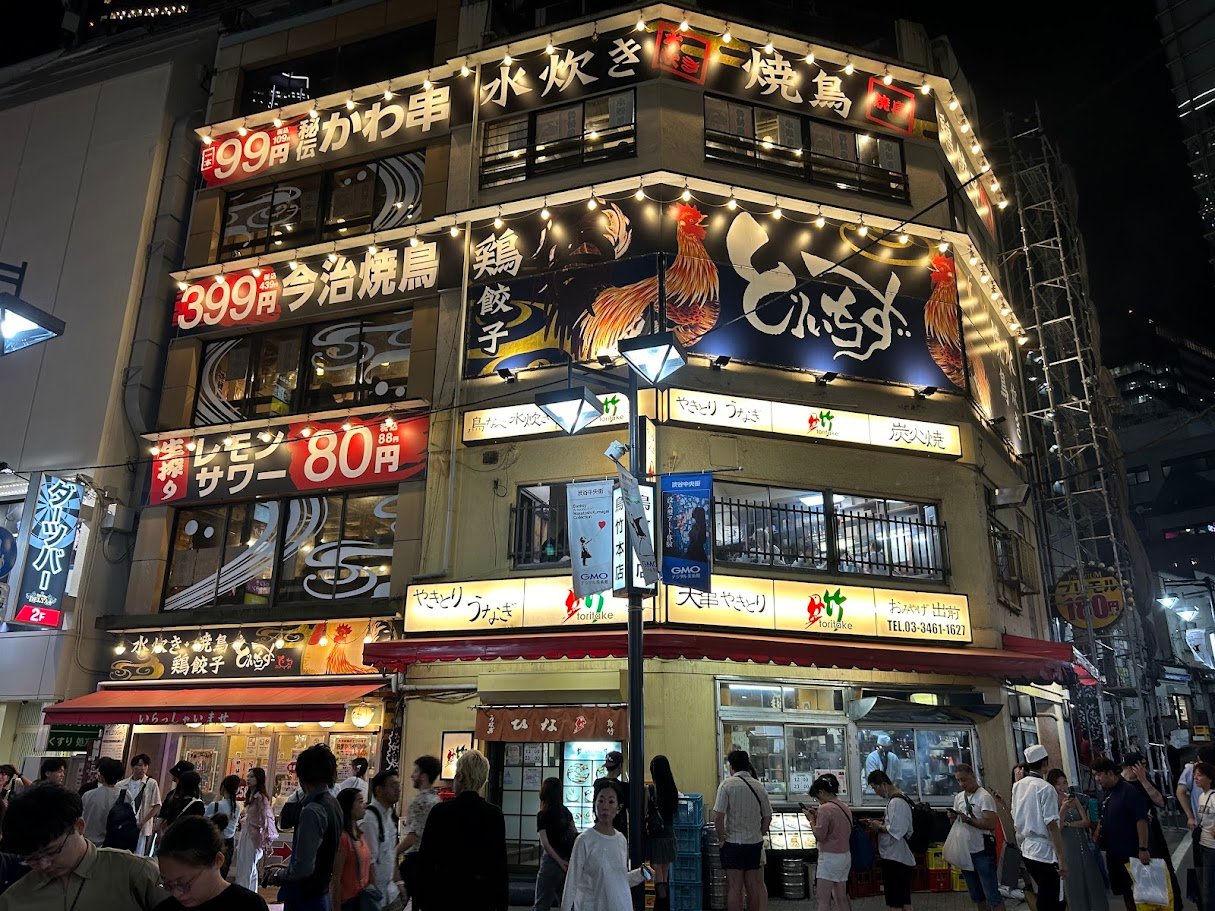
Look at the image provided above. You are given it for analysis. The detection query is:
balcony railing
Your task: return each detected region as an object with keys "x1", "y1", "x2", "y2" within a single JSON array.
[
  {"x1": 481, "y1": 121, "x2": 637, "y2": 189},
  {"x1": 705, "y1": 129, "x2": 910, "y2": 202},
  {"x1": 511, "y1": 492, "x2": 948, "y2": 581}
]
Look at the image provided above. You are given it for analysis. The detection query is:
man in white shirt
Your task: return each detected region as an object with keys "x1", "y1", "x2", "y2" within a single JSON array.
[
  {"x1": 1010, "y1": 744, "x2": 1067, "y2": 911},
  {"x1": 713, "y1": 749, "x2": 772, "y2": 911},
  {"x1": 949, "y1": 763, "x2": 1004, "y2": 911},
  {"x1": 863, "y1": 770, "x2": 915, "y2": 911},
  {"x1": 361, "y1": 768, "x2": 403, "y2": 911},
  {"x1": 116, "y1": 754, "x2": 161, "y2": 856},
  {"x1": 335, "y1": 757, "x2": 370, "y2": 803},
  {"x1": 400, "y1": 754, "x2": 441, "y2": 907},
  {"x1": 865, "y1": 734, "x2": 899, "y2": 780},
  {"x1": 80, "y1": 758, "x2": 124, "y2": 845}
]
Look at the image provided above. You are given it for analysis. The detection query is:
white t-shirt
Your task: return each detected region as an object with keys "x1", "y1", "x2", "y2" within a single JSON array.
[
  {"x1": 336, "y1": 776, "x2": 369, "y2": 803},
  {"x1": 1198, "y1": 790, "x2": 1215, "y2": 850},
  {"x1": 1011, "y1": 775, "x2": 1059, "y2": 863},
  {"x1": 879, "y1": 795, "x2": 915, "y2": 866},
  {"x1": 953, "y1": 787, "x2": 997, "y2": 854},
  {"x1": 560, "y1": 827, "x2": 635, "y2": 911}
]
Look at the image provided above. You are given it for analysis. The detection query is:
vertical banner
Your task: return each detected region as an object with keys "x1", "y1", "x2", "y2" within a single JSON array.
[
  {"x1": 566, "y1": 481, "x2": 615, "y2": 598},
  {"x1": 614, "y1": 466, "x2": 659, "y2": 586},
  {"x1": 11, "y1": 475, "x2": 83, "y2": 629},
  {"x1": 661, "y1": 473, "x2": 713, "y2": 592},
  {"x1": 1186, "y1": 628, "x2": 1215, "y2": 669}
]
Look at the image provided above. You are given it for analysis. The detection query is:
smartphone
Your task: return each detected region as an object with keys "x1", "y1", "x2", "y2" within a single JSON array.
[
  {"x1": 798, "y1": 802, "x2": 810, "y2": 811},
  {"x1": 641, "y1": 864, "x2": 653, "y2": 882}
]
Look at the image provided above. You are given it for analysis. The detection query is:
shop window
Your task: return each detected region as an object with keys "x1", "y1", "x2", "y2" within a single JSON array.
[
  {"x1": 303, "y1": 311, "x2": 414, "y2": 413},
  {"x1": 713, "y1": 482, "x2": 947, "y2": 581},
  {"x1": 163, "y1": 491, "x2": 395, "y2": 612},
  {"x1": 480, "y1": 90, "x2": 637, "y2": 188},
  {"x1": 321, "y1": 154, "x2": 425, "y2": 240},
  {"x1": 194, "y1": 312, "x2": 412, "y2": 425},
  {"x1": 511, "y1": 484, "x2": 572, "y2": 567},
  {"x1": 718, "y1": 682, "x2": 844, "y2": 713},
  {"x1": 220, "y1": 175, "x2": 323, "y2": 262},
  {"x1": 990, "y1": 519, "x2": 1031, "y2": 612},
  {"x1": 489, "y1": 742, "x2": 561, "y2": 867},
  {"x1": 857, "y1": 727, "x2": 973, "y2": 800},
  {"x1": 1172, "y1": 693, "x2": 1193, "y2": 727},
  {"x1": 705, "y1": 95, "x2": 909, "y2": 202}
]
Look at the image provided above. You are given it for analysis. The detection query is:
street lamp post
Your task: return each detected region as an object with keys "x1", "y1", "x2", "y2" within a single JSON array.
[
  {"x1": 0, "y1": 261, "x2": 65, "y2": 356},
  {"x1": 535, "y1": 329, "x2": 686, "y2": 868}
]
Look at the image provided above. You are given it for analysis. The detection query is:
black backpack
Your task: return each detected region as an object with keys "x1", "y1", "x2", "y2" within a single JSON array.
[
  {"x1": 279, "y1": 789, "x2": 304, "y2": 829},
  {"x1": 895, "y1": 793, "x2": 936, "y2": 854},
  {"x1": 104, "y1": 785, "x2": 144, "y2": 851}
]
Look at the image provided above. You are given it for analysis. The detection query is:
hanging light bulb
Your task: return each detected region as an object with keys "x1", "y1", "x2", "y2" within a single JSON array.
[
  {"x1": 449, "y1": 225, "x2": 460, "y2": 237},
  {"x1": 383, "y1": 89, "x2": 393, "y2": 101},
  {"x1": 920, "y1": 82, "x2": 931, "y2": 95},
  {"x1": 679, "y1": 18, "x2": 689, "y2": 31},
  {"x1": 409, "y1": 235, "x2": 420, "y2": 247},
  {"x1": 635, "y1": 187, "x2": 645, "y2": 200},
  {"x1": 844, "y1": 59, "x2": 854, "y2": 76},
  {"x1": 341, "y1": 421, "x2": 353, "y2": 432},
  {"x1": 721, "y1": 27, "x2": 731, "y2": 43},
  {"x1": 201, "y1": 132, "x2": 213, "y2": 145},
  {"x1": 345, "y1": 97, "x2": 356, "y2": 110},
  {"x1": 771, "y1": 206, "x2": 782, "y2": 220},
  {"x1": 680, "y1": 187, "x2": 692, "y2": 201},
  {"x1": 540, "y1": 206, "x2": 551, "y2": 220},
  {"x1": 503, "y1": 52, "x2": 512, "y2": 66},
  {"x1": 288, "y1": 260, "x2": 299, "y2": 270},
  {"x1": 857, "y1": 223, "x2": 869, "y2": 237},
  {"x1": 191, "y1": 637, "x2": 205, "y2": 652},
  {"x1": 959, "y1": 121, "x2": 971, "y2": 134},
  {"x1": 764, "y1": 36, "x2": 774, "y2": 53},
  {"x1": 948, "y1": 96, "x2": 959, "y2": 111},
  {"x1": 998, "y1": 199, "x2": 1010, "y2": 210},
  {"x1": 186, "y1": 441, "x2": 197, "y2": 452},
  {"x1": 327, "y1": 251, "x2": 338, "y2": 263},
  {"x1": 237, "y1": 124, "x2": 248, "y2": 137},
  {"x1": 636, "y1": 15, "x2": 646, "y2": 31},
  {"x1": 726, "y1": 195, "x2": 737, "y2": 210},
  {"x1": 319, "y1": 633, "x2": 329, "y2": 646},
  {"x1": 897, "y1": 232, "x2": 909, "y2": 244},
  {"x1": 587, "y1": 196, "x2": 598, "y2": 210},
  {"x1": 300, "y1": 425, "x2": 312, "y2": 438},
  {"x1": 968, "y1": 252, "x2": 979, "y2": 266},
  {"x1": 805, "y1": 51, "x2": 815, "y2": 64},
  {"x1": 309, "y1": 105, "x2": 318, "y2": 119},
  {"x1": 460, "y1": 64, "x2": 471, "y2": 77},
  {"x1": 422, "y1": 77, "x2": 432, "y2": 90},
  {"x1": 815, "y1": 214, "x2": 826, "y2": 228},
  {"x1": 493, "y1": 214, "x2": 504, "y2": 229},
  {"x1": 545, "y1": 39, "x2": 555, "y2": 54},
  {"x1": 882, "y1": 70, "x2": 893, "y2": 86},
  {"x1": 938, "y1": 239, "x2": 950, "y2": 252},
  {"x1": 114, "y1": 641, "x2": 127, "y2": 655},
  {"x1": 274, "y1": 634, "x2": 285, "y2": 649},
  {"x1": 149, "y1": 444, "x2": 160, "y2": 456}
]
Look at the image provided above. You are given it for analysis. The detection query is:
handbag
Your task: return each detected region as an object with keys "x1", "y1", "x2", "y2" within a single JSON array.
[
  {"x1": 1128, "y1": 858, "x2": 1170, "y2": 909},
  {"x1": 943, "y1": 819, "x2": 974, "y2": 871},
  {"x1": 644, "y1": 784, "x2": 665, "y2": 838},
  {"x1": 997, "y1": 840, "x2": 1023, "y2": 889}
]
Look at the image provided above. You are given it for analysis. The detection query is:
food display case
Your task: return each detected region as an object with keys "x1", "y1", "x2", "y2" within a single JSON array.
[
  {"x1": 562, "y1": 740, "x2": 621, "y2": 830},
  {"x1": 764, "y1": 810, "x2": 817, "y2": 852}
]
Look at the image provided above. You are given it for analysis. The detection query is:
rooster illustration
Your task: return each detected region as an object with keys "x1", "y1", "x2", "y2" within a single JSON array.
[
  {"x1": 575, "y1": 204, "x2": 720, "y2": 359},
  {"x1": 924, "y1": 254, "x2": 967, "y2": 391}
]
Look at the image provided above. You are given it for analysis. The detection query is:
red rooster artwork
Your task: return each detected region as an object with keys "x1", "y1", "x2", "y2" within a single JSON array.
[
  {"x1": 924, "y1": 253, "x2": 990, "y2": 409},
  {"x1": 575, "y1": 203, "x2": 720, "y2": 360}
]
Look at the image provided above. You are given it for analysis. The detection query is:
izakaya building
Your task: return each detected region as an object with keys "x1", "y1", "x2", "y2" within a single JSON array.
[{"x1": 44, "y1": 0, "x2": 1078, "y2": 891}]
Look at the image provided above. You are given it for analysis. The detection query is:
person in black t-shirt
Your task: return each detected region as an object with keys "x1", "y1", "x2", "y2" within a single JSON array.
[
  {"x1": 534, "y1": 777, "x2": 575, "y2": 911},
  {"x1": 156, "y1": 815, "x2": 268, "y2": 911}
]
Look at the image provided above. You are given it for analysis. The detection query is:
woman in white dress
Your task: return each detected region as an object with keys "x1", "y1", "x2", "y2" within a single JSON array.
[
  {"x1": 561, "y1": 784, "x2": 648, "y2": 911},
  {"x1": 231, "y1": 766, "x2": 277, "y2": 891}
]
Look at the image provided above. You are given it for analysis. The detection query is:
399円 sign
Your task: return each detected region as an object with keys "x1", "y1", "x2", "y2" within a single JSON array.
[
  {"x1": 172, "y1": 234, "x2": 462, "y2": 337},
  {"x1": 149, "y1": 414, "x2": 428, "y2": 505}
]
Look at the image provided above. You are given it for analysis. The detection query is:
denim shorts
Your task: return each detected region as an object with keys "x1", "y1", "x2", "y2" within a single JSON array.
[{"x1": 961, "y1": 848, "x2": 1002, "y2": 907}]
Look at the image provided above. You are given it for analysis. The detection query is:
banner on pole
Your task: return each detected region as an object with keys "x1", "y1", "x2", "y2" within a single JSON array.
[
  {"x1": 566, "y1": 481, "x2": 615, "y2": 599},
  {"x1": 661, "y1": 473, "x2": 712, "y2": 592},
  {"x1": 614, "y1": 465, "x2": 659, "y2": 586}
]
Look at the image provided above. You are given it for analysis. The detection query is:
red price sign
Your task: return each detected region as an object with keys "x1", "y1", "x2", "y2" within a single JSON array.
[
  {"x1": 200, "y1": 120, "x2": 301, "y2": 187},
  {"x1": 173, "y1": 271, "x2": 282, "y2": 332},
  {"x1": 1052, "y1": 571, "x2": 1125, "y2": 630}
]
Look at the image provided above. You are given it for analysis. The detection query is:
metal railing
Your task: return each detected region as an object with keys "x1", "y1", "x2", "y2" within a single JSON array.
[
  {"x1": 705, "y1": 128, "x2": 910, "y2": 202},
  {"x1": 511, "y1": 498, "x2": 570, "y2": 566},
  {"x1": 481, "y1": 121, "x2": 637, "y2": 188}
]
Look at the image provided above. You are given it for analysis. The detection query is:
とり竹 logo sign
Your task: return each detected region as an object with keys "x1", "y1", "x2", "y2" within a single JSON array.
[
  {"x1": 564, "y1": 589, "x2": 609, "y2": 623},
  {"x1": 806, "y1": 588, "x2": 847, "y2": 627}
]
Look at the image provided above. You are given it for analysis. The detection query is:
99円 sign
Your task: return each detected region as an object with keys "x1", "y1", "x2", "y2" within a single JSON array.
[{"x1": 150, "y1": 414, "x2": 428, "y2": 505}]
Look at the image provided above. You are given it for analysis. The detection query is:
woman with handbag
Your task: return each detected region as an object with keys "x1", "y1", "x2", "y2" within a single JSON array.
[
  {"x1": 1048, "y1": 769, "x2": 1107, "y2": 911},
  {"x1": 803, "y1": 774, "x2": 852, "y2": 911},
  {"x1": 232, "y1": 767, "x2": 276, "y2": 892},
  {"x1": 646, "y1": 756, "x2": 680, "y2": 911},
  {"x1": 331, "y1": 787, "x2": 380, "y2": 911}
]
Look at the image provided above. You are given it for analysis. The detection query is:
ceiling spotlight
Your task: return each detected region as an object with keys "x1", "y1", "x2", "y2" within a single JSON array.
[
  {"x1": 710, "y1": 355, "x2": 731, "y2": 370},
  {"x1": 497, "y1": 367, "x2": 518, "y2": 383},
  {"x1": 915, "y1": 385, "x2": 939, "y2": 399}
]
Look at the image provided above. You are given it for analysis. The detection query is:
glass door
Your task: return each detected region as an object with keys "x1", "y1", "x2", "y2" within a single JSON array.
[
  {"x1": 562, "y1": 741, "x2": 620, "y2": 830},
  {"x1": 498, "y1": 742, "x2": 560, "y2": 868}
]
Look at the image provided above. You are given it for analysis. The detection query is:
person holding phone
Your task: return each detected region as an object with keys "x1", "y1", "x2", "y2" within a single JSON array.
[
  {"x1": 1046, "y1": 769, "x2": 1106, "y2": 911},
  {"x1": 802, "y1": 775, "x2": 852, "y2": 910},
  {"x1": 560, "y1": 785, "x2": 647, "y2": 911}
]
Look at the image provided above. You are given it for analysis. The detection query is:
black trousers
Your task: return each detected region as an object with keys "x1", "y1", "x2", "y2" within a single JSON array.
[{"x1": 1025, "y1": 858, "x2": 1064, "y2": 911}]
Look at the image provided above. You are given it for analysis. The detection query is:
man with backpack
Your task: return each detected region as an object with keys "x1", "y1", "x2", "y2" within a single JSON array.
[
  {"x1": 1010, "y1": 744, "x2": 1067, "y2": 911},
  {"x1": 117, "y1": 754, "x2": 161, "y2": 856},
  {"x1": 361, "y1": 768, "x2": 404, "y2": 910},
  {"x1": 81, "y1": 758, "x2": 125, "y2": 846},
  {"x1": 864, "y1": 770, "x2": 917, "y2": 911}
]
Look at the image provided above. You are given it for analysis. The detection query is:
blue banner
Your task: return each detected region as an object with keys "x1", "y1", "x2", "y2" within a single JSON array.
[{"x1": 661, "y1": 473, "x2": 712, "y2": 592}]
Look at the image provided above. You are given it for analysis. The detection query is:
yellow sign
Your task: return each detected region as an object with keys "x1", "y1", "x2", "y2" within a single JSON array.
[
  {"x1": 667, "y1": 389, "x2": 962, "y2": 457},
  {"x1": 463, "y1": 394, "x2": 628, "y2": 443},
  {"x1": 404, "y1": 577, "x2": 630, "y2": 634},
  {"x1": 1051, "y1": 570, "x2": 1125, "y2": 630},
  {"x1": 665, "y1": 574, "x2": 972, "y2": 643}
]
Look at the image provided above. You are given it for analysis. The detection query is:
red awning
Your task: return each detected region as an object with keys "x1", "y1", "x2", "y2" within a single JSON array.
[
  {"x1": 365, "y1": 629, "x2": 1075, "y2": 684},
  {"x1": 42, "y1": 682, "x2": 383, "y2": 726},
  {"x1": 1002, "y1": 634, "x2": 1098, "y2": 687}
]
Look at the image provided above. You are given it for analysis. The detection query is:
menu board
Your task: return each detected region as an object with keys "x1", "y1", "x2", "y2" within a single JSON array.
[
  {"x1": 765, "y1": 812, "x2": 818, "y2": 852},
  {"x1": 330, "y1": 734, "x2": 374, "y2": 781},
  {"x1": 184, "y1": 749, "x2": 219, "y2": 795},
  {"x1": 562, "y1": 741, "x2": 620, "y2": 831}
]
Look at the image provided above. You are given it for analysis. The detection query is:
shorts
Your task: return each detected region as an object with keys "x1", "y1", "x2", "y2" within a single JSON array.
[
  {"x1": 649, "y1": 833, "x2": 677, "y2": 866},
  {"x1": 881, "y1": 859, "x2": 913, "y2": 907},
  {"x1": 1107, "y1": 854, "x2": 1133, "y2": 896},
  {"x1": 961, "y1": 849, "x2": 1002, "y2": 907},
  {"x1": 816, "y1": 850, "x2": 851, "y2": 883},
  {"x1": 720, "y1": 841, "x2": 763, "y2": 871}
]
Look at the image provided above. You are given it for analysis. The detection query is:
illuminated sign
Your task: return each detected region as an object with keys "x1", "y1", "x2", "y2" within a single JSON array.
[
  {"x1": 149, "y1": 412, "x2": 428, "y2": 505},
  {"x1": 1051, "y1": 568, "x2": 1125, "y2": 631},
  {"x1": 12, "y1": 476, "x2": 84, "y2": 629},
  {"x1": 404, "y1": 576, "x2": 634, "y2": 634},
  {"x1": 667, "y1": 389, "x2": 962, "y2": 457},
  {"x1": 462, "y1": 394, "x2": 629, "y2": 443},
  {"x1": 667, "y1": 574, "x2": 971, "y2": 643}
]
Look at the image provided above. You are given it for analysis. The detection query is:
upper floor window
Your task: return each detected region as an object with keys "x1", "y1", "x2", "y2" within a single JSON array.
[
  {"x1": 1126, "y1": 465, "x2": 1151, "y2": 485},
  {"x1": 481, "y1": 90, "x2": 636, "y2": 188},
  {"x1": 193, "y1": 310, "x2": 412, "y2": 425},
  {"x1": 164, "y1": 490, "x2": 396, "y2": 611},
  {"x1": 510, "y1": 479, "x2": 947, "y2": 580},
  {"x1": 219, "y1": 152, "x2": 424, "y2": 262},
  {"x1": 990, "y1": 518, "x2": 1032, "y2": 612},
  {"x1": 704, "y1": 95, "x2": 909, "y2": 202}
]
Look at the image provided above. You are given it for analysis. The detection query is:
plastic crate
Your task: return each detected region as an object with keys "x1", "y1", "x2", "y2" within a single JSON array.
[
  {"x1": 675, "y1": 826, "x2": 700, "y2": 854},
  {"x1": 672, "y1": 851, "x2": 701, "y2": 882},
  {"x1": 929, "y1": 870, "x2": 951, "y2": 892},
  {"x1": 676, "y1": 794, "x2": 703, "y2": 828},
  {"x1": 926, "y1": 844, "x2": 947, "y2": 870},
  {"x1": 952, "y1": 867, "x2": 969, "y2": 892},
  {"x1": 671, "y1": 881, "x2": 702, "y2": 911}
]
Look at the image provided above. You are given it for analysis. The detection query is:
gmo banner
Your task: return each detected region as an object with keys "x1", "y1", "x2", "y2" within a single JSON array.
[
  {"x1": 566, "y1": 480, "x2": 614, "y2": 599},
  {"x1": 661, "y1": 473, "x2": 712, "y2": 592}
]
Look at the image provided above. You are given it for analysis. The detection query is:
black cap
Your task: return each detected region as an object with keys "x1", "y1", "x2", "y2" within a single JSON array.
[
  {"x1": 605, "y1": 751, "x2": 623, "y2": 770},
  {"x1": 169, "y1": 760, "x2": 196, "y2": 778}
]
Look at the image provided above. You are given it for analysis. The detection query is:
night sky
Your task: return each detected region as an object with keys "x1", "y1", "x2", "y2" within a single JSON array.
[{"x1": 4, "y1": 1, "x2": 1210, "y2": 364}]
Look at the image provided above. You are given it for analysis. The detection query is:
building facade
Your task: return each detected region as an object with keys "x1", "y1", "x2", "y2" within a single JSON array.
[{"x1": 41, "y1": 0, "x2": 1079, "y2": 890}]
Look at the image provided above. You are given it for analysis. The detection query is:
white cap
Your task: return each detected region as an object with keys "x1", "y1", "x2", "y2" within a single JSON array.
[
  {"x1": 877, "y1": 734, "x2": 892, "y2": 746},
  {"x1": 1023, "y1": 744, "x2": 1048, "y2": 764}
]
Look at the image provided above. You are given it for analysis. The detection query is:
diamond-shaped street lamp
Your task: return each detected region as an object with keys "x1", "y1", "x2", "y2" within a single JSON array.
[
  {"x1": 536, "y1": 385, "x2": 604, "y2": 435},
  {"x1": 617, "y1": 330, "x2": 688, "y2": 386},
  {"x1": 0, "y1": 291, "x2": 64, "y2": 356}
]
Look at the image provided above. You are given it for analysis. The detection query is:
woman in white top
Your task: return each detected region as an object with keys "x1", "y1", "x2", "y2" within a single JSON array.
[
  {"x1": 232, "y1": 766, "x2": 277, "y2": 891},
  {"x1": 561, "y1": 785, "x2": 648, "y2": 911},
  {"x1": 206, "y1": 774, "x2": 242, "y2": 877},
  {"x1": 1193, "y1": 762, "x2": 1215, "y2": 911}
]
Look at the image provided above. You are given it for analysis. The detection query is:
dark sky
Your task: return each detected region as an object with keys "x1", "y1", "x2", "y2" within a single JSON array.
[{"x1": 5, "y1": 1, "x2": 1211, "y2": 364}]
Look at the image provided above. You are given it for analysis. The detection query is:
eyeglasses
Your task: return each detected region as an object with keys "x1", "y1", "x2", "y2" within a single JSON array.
[
  {"x1": 161, "y1": 868, "x2": 206, "y2": 895},
  {"x1": 23, "y1": 832, "x2": 72, "y2": 867}
]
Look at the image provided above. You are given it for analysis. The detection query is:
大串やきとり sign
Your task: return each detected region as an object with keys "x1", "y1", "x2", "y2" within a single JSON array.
[{"x1": 149, "y1": 414, "x2": 427, "y2": 505}]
